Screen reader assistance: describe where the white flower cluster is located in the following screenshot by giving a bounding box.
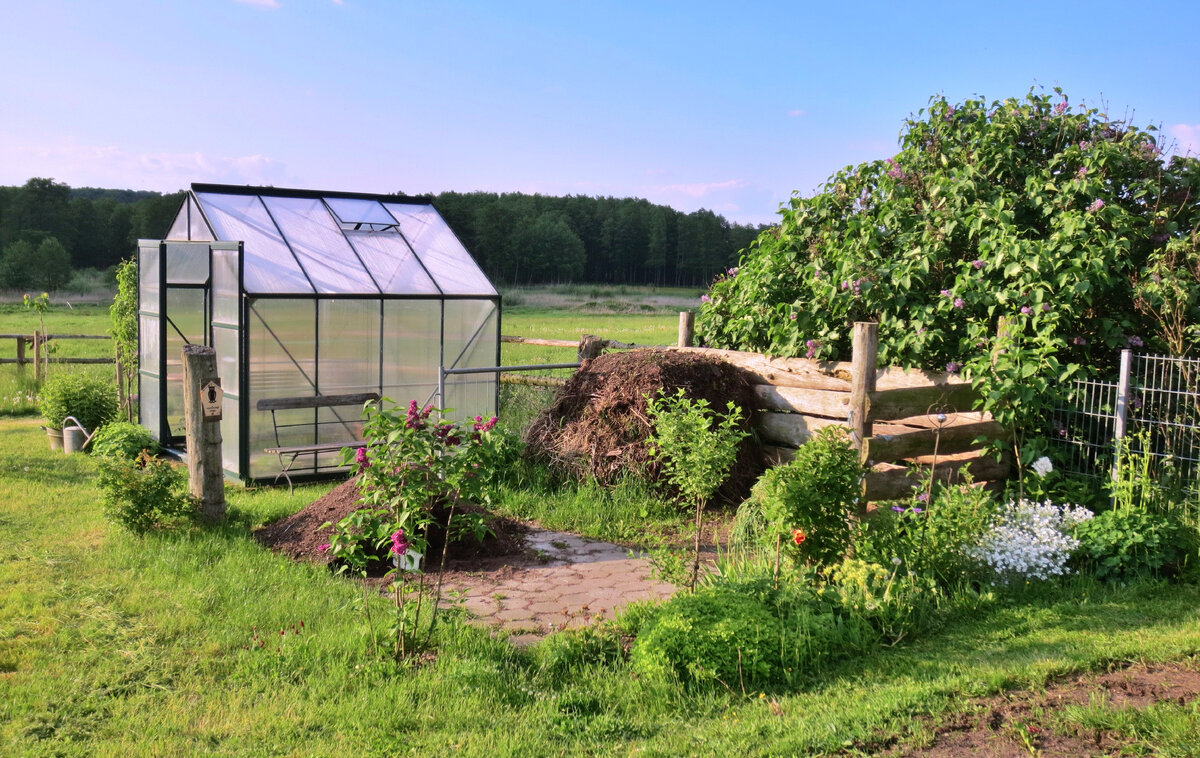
[969,499,1093,582]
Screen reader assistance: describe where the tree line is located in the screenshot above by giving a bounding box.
[0,178,767,290]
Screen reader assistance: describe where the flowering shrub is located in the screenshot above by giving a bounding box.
[746,426,862,568]
[968,499,1093,583]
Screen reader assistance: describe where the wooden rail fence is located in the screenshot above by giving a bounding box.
[501,321,1011,500]
[1,333,113,381]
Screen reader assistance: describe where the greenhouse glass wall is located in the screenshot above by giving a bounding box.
[139,184,499,484]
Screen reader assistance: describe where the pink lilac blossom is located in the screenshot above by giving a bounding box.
[946,361,962,374]
[355,446,370,471]
[1021,306,1032,315]
[972,259,984,269]
[953,298,964,309]
[1087,198,1105,213]
[390,529,409,557]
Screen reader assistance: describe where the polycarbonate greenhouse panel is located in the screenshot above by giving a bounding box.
[140,375,160,436]
[384,204,497,295]
[196,192,314,294]
[211,247,240,326]
[345,231,440,295]
[186,196,215,241]
[165,242,209,284]
[221,392,240,475]
[324,197,398,228]
[164,288,207,438]
[166,207,188,240]
[138,242,159,314]
[138,313,159,375]
[317,299,380,394]
[247,298,317,479]
[381,299,440,408]
[262,196,378,294]
[442,300,498,419]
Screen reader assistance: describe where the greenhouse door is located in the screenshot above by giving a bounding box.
[210,242,243,477]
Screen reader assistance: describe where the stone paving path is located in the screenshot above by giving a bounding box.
[446,528,676,646]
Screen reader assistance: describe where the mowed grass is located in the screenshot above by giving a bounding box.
[4,415,1200,755]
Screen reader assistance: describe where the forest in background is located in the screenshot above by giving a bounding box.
[0,178,767,290]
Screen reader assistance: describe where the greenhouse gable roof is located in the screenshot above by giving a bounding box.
[167,184,496,297]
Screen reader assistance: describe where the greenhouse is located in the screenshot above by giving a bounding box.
[138,183,499,484]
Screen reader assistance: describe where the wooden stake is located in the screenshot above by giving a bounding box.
[850,322,878,513]
[677,311,695,348]
[577,335,605,362]
[182,345,225,522]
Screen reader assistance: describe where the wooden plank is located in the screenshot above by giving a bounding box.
[870,382,980,421]
[256,392,381,411]
[865,452,1010,501]
[501,336,579,348]
[45,357,115,365]
[866,420,1009,463]
[663,346,854,391]
[757,412,846,447]
[499,373,567,388]
[753,384,849,418]
[885,410,992,430]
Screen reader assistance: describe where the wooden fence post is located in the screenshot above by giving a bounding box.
[850,322,878,510]
[578,335,605,362]
[182,345,226,523]
[678,311,695,348]
[16,336,26,376]
[32,331,43,382]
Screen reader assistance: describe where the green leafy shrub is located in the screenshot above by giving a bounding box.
[747,426,862,567]
[646,389,747,589]
[321,507,396,576]
[1072,509,1182,581]
[97,451,195,533]
[90,421,157,460]
[630,585,784,687]
[822,559,946,646]
[38,373,118,432]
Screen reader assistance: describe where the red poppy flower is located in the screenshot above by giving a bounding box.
[792,529,806,546]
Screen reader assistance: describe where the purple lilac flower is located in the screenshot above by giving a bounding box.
[972,259,984,269]
[940,289,951,297]
[1131,395,1143,409]
[1076,166,1088,178]
[355,446,370,471]
[891,505,905,513]
[789,313,797,321]
[805,339,821,359]
[917,492,930,503]
[1021,306,1032,315]
[1042,303,1051,312]
[953,298,964,309]
[1087,198,1105,213]
[1079,141,1093,151]
[946,361,962,374]
[390,529,409,557]
[700,294,710,303]
[1127,335,1144,348]
[1072,336,1087,346]
[1054,100,1069,115]
[727,267,738,276]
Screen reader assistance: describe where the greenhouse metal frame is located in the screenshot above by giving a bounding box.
[138,183,500,485]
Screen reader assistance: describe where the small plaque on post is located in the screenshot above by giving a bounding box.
[201,379,223,421]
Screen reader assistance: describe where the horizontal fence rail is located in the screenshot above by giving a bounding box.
[1,333,114,368]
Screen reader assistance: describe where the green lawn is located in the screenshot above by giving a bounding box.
[3,415,1200,756]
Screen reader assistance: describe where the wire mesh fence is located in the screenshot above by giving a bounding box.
[1051,351,1200,498]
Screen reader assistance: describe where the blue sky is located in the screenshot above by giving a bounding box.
[2,0,1198,226]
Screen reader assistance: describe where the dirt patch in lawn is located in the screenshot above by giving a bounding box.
[523,349,762,502]
[253,477,533,574]
[887,659,1200,756]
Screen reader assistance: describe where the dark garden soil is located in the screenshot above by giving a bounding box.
[884,658,1200,756]
[254,478,536,578]
[523,349,763,502]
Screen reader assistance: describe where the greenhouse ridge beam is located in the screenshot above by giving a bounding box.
[190,183,434,205]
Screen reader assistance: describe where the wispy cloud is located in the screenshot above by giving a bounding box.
[787,109,806,118]
[0,135,290,192]
[1168,123,1200,156]
[235,0,282,8]
[651,178,748,199]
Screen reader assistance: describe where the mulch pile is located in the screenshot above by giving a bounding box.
[522,349,762,502]
[254,478,530,573]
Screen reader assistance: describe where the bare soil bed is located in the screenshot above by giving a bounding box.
[254,478,535,576]
[888,659,1200,756]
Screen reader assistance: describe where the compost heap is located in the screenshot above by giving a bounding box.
[523,350,761,500]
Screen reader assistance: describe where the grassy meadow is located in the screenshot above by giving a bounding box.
[3,288,1200,755]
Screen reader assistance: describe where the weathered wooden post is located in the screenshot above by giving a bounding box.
[677,311,695,348]
[849,322,878,511]
[578,335,605,362]
[182,344,226,522]
[16,336,26,377]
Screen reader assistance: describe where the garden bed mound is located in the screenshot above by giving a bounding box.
[254,478,529,574]
[523,349,762,501]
